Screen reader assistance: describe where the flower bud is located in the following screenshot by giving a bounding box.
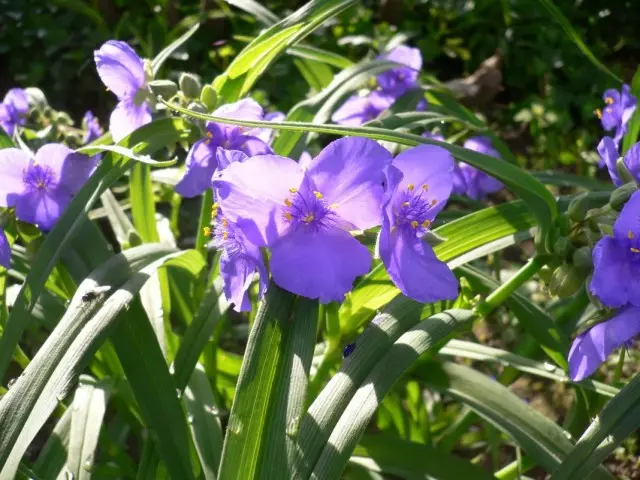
[553,237,571,258]
[187,102,208,115]
[200,85,218,111]
[616,157,635,185]
[572,246,593,270]
[549,264,584,297]
[179,73,202,99]
[609,182,637,211]
[567,191,610,223]
[538,265,553,284]
[556,212,570,236]
[148,80,178,99]
[25,87,47,111]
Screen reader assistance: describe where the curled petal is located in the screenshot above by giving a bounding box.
[220,240,267,312]
[0,228,9,269]
[307,137,392,230]
[597,136,620,184]
[109,100,152,143]
[175,140,217,198]
[590,235,640,308]
[270,227,371,303]
[94,40,145,99]
[0,148,30,206]
[569,306,640,381]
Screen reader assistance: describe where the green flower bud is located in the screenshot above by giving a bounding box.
[572,246,593,270]
[568,191,610,222]
[609,182,638,211]
[556,212,570,236]
[200,85,218,111]
[25,87,47,111]
[179,73,202,99]
[549,264,584,297]
[538,265,553,284]
[553,236,571,258]
[616,157,635,185]
[148,80,178,99]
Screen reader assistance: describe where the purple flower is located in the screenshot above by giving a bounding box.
[82,111,104,144]
[568,306,640,381]
[376,45,423,97]
[247,111,285,144]
[0,228,9,269]
[455,136,504,200]
[208,150,267,311]
[597,136,640,186]
[0,144,97,230]
[378,145,458,303]
[597,85,637,145]
[175,99,273,198]
[332,91,395,126]
[0,88,29,136]
[213,137,393,302]
[590,190,640,308]
[95,40,152,142]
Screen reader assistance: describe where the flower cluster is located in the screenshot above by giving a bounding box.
[206,136,458,310]
[595,85,636,147]
[0,88,29,136]
[332,46,426,126]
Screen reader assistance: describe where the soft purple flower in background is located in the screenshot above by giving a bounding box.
[0,88,29,136]
[247,111,285,144]
[82,111,104,144]
[590,190,640,308]
[94,40,151,142]
[376,45,423,96]
[332,91,395,126]
[0,229,9,269]
[208,150,267,311]
[0,144,97,230]
[175,99,273,197]
[213,137,392,302]
[423,131,467,195]
[299,151,313,169]
[378,145,458,302]
[456,136,504,200]
[597,85,637,145]
[568,306,640,381]
[597,136,640,186]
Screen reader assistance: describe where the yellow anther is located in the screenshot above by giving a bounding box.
[390,226,397,233]
[431,199,437,206]
[313,191,324,199]
[629,231,635,239]
[223,231,229,240]
[605,96,614,105]
[401,201,411,207]
[407,183,415,191]
[222,218,228,227]
[284,212,293,221]
[304,214,315,223]
[203,227,211,236]
[422,219,431,228]
[606,107,613,114]
[411,220,419,228]
[206,131,213,138]
[284,198,292,207]
[422,184,429,191]
[631,247,640,253]
[289,187,298,193]
[595,108,602,119]
[329,203,339,209]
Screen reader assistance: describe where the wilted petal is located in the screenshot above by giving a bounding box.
[0,228,10,269]
[220,240,267,312]
[597,136,620,183]
[175,140,217,198]
[306,137,392,230]
[0,148,30,206]
[213,154,304,246]
[109,100,152,143]
[569,306,640,381]
[590,235,640,308]
[270,227,371,303]
[94,40,145,99]
[15,189,68,231]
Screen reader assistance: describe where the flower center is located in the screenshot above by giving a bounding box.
[210,202,242,257]
[24,164,55,193]
[394,183,437,237]
[282,187,337,232]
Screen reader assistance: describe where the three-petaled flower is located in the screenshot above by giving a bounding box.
[597,136,640,186]
[454,136,504,200]
[82,111,104,144]
[0,88,29,136]
[595,85,637,146]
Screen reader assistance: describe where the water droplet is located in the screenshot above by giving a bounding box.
[168,364,175,375]
[563,431,573,440]
[187,415,194,424]
[206,405,220,416]
[7,378,16,389]
[542,362,556,372]
[175,388,183,399]
[56,394,65,403]
[228,415,243,435]
[82,456,93,471]
[286,416,301,438]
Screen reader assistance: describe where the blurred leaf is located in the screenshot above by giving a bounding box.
[151,23,200,76]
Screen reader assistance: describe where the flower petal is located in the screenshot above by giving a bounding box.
[0,228,10,269]
[0,104,15,135]
[0,148,30,206]
[597,136,621,184]
[590,235,640,308]
[623,141,640,184]
[379,221,458,303]
[463,136,500,158]
[270,227,371,303]
[331,95,375,126]
[306,137,392,230]
[4,89,29,115]
[569,306,640,381]
[229,135,273,157]
[109,100,152,143]
[213,154,304,246]
[15,189,69,231]
[613,190,640,241]
[94,40,145,99]
[35,144,97,195]
[220,240,267,312]
[175,140,217,197]
[216,149,248,171]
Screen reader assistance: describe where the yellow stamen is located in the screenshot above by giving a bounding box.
[422,219,431,228]
[595,108,602,119]
[407,183,415,191]
[284,212,293,221]
[329,203,339,209]
[304,214,315,223]
[605,97,614,105]
[631,247,640,253]
[390,225,397,233]
[313,191,324,199]
[222,218,228,227]
[284,198,292,207]
[206,131,213,138]
[431,199,437,206]
[422,184,429,191]
[203,227,211,236]
[629,231,635,239]
[289,187,298,193]
[401,201,410,207]
[223,231,229,240]
[411,220,419,228]
[606,107,613,114]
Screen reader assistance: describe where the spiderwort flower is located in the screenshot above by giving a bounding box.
[376,45,423,97]
[82,111,104,144]
[0,88,29,136]
[378,145,458,303]
[0,228,9,268]
[213,137,393,302]
[247,111,285,144]
[590,190,640,308]
[596,85,637,145]
[597,136,640,186]
[175,99,273,197]
[568,306,640,381]
[332,91,395,126]
[0,144,97,230]
[94,40,151,142]
[454,136,504,200]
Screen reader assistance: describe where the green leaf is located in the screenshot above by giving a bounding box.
[622,66,640,154]
[33,406,72,478]
[223,0,279,25]
[76,144,178,166]
[151,23,200,76]
[533,171,613,191]
[130,163,160,242]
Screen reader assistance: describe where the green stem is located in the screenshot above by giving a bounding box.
[614,348,626,384]
[195,189,214,257]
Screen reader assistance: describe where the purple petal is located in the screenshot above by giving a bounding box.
[390,145,455,219]
[452,164,467,195]
[0,104,15,135]
[306,137,392,230]
[569,306,640,381]
[299,151,313,169]
[623,142,640,184]
[229,135,273,157]
[213,154,304,246]
[220,240,267,312]
[613,190,640,241]
[597,136,620,184]
[270,227,371,303]
[0,148,30,206]
[0,228,10,269]
[94,40,145,99]
[603,89,621,104]
[4,89,29,115]
[109,100,152,143]
[248,111,285,143]
[216,149,248,171]
[378,222,458,303]
[590,235,640,308]
[377,46,422,94]
[34,144,97,195]
[212,99,264,131]
[463,136,501,158]
[83,111,104,144]
[15,189,68,231]
[422,132,445,142]
[331,95,376,126]
[175,140,217,197]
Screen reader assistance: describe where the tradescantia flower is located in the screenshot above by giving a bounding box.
[597,136,640,186]
[247,111,285,144]
[589,190,640,308]
[568,306,640,381]
[0,144,97,230]
[208,150,267,312]
[332,91,395,126]
[378,145,458,303]
[94,40,152,142]
[175,99,273,197]
[376,45,423,97]
[213,137,392,302]
[455,136,504,200]
[0,88,29,136]
[82,111,104,144]
[0,228,9,268]
[596,85,637,145]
